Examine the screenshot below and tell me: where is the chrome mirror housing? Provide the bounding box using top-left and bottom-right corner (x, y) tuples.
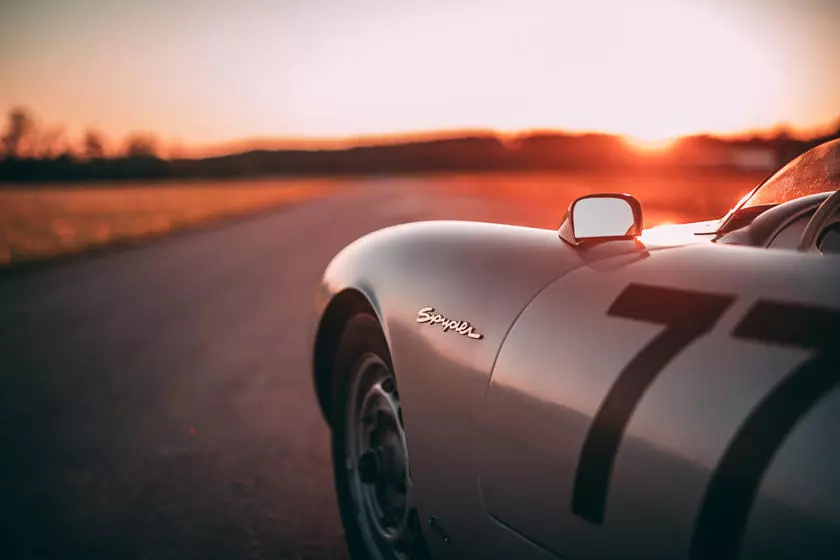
(558, 193), (643, 246)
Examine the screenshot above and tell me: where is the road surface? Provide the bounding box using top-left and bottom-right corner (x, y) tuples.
(0, 180), (548, 560)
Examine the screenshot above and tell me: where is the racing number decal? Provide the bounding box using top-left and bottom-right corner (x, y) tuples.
(690, 302), (840, 560)
(570, 284), (840, 559)
(571, 285), (735, 525)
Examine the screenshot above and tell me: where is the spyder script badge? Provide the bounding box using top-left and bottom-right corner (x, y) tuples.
(416, 307), (483, 340)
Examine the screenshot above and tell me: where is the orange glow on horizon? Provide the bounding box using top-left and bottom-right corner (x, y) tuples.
(623, 134), (679, 153)
(189, 118), (835, 159)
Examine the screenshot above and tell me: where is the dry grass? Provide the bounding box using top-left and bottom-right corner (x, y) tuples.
(0, 178), (340, 266)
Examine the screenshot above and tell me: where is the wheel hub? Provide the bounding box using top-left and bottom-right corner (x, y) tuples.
(346, 355), (413, 554)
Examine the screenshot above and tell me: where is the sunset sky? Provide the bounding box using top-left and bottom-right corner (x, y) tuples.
(1, 0), (838, 152)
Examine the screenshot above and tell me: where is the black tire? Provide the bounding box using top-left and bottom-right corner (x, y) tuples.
(330, 313), (428, 560)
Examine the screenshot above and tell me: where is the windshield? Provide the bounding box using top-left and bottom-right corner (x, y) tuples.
(741, 138), (840, 208)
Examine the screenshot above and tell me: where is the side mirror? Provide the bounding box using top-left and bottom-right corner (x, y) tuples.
(558, 193), (643, 246)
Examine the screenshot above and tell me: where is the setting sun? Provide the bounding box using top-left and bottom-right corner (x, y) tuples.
(624, 134), (679, 152)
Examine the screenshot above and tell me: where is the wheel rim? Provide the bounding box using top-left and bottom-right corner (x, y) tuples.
(346, 353), (413, 559)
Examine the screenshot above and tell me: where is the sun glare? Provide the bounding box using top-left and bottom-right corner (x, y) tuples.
(624, 134), (678, 152)
(639, 223), (705, 246)
(279, 0), (792, 144)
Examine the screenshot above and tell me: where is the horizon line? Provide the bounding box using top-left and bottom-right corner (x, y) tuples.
(183, 119), (840, 159)
(3, 104), (839, 160)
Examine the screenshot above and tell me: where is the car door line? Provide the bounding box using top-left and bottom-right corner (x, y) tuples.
(571, 284), (736, 526)
(690, 301), (840, 560)
(481, 244), (673, 401)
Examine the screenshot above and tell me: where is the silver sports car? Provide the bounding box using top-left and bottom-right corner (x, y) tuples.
(312, 138), (840, 560)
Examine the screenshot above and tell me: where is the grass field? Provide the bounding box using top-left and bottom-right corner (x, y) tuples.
(0, 178), (341, 266)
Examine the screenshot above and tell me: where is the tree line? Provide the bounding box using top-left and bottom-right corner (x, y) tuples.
(1, 107), (161, 160)
(1, 106), (839, 183)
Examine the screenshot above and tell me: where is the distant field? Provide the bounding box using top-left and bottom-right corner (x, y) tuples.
(0, 179), (343, 266)
(0, 170), (768, 267)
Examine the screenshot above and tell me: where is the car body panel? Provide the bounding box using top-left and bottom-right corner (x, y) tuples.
(317, 219), (840, 559)
(482, 243), (840, 559)
(316, 220), (667, 558)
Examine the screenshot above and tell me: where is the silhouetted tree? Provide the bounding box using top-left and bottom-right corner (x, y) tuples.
(2, 107), (35, 159)
(769, 123), (795, 142)
(83, 129), (106, 159)
(124, 133), (159, 158)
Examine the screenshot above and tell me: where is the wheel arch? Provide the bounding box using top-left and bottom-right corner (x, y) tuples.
(313, 288), (380, 426)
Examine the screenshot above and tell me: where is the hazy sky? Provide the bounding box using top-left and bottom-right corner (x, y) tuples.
(1, 0), (838, 150)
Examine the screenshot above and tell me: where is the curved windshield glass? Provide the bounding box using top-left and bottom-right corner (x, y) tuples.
(742, 138), (840, 208)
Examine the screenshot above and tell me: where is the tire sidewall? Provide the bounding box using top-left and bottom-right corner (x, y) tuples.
(329, 313), (424, 560)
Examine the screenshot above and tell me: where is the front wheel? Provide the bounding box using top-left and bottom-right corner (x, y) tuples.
(330, 314), (428, 560)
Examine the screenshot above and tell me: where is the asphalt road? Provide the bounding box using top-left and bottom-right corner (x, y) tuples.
(0, 180), (543, 560)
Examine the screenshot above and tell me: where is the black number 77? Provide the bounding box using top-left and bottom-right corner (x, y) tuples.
(570, 284), (840, 560)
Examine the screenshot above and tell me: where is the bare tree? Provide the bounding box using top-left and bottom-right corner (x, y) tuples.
(2, 107), (35, 158)
(124, 133), (159, 158)
(83, 129), (106, 159)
